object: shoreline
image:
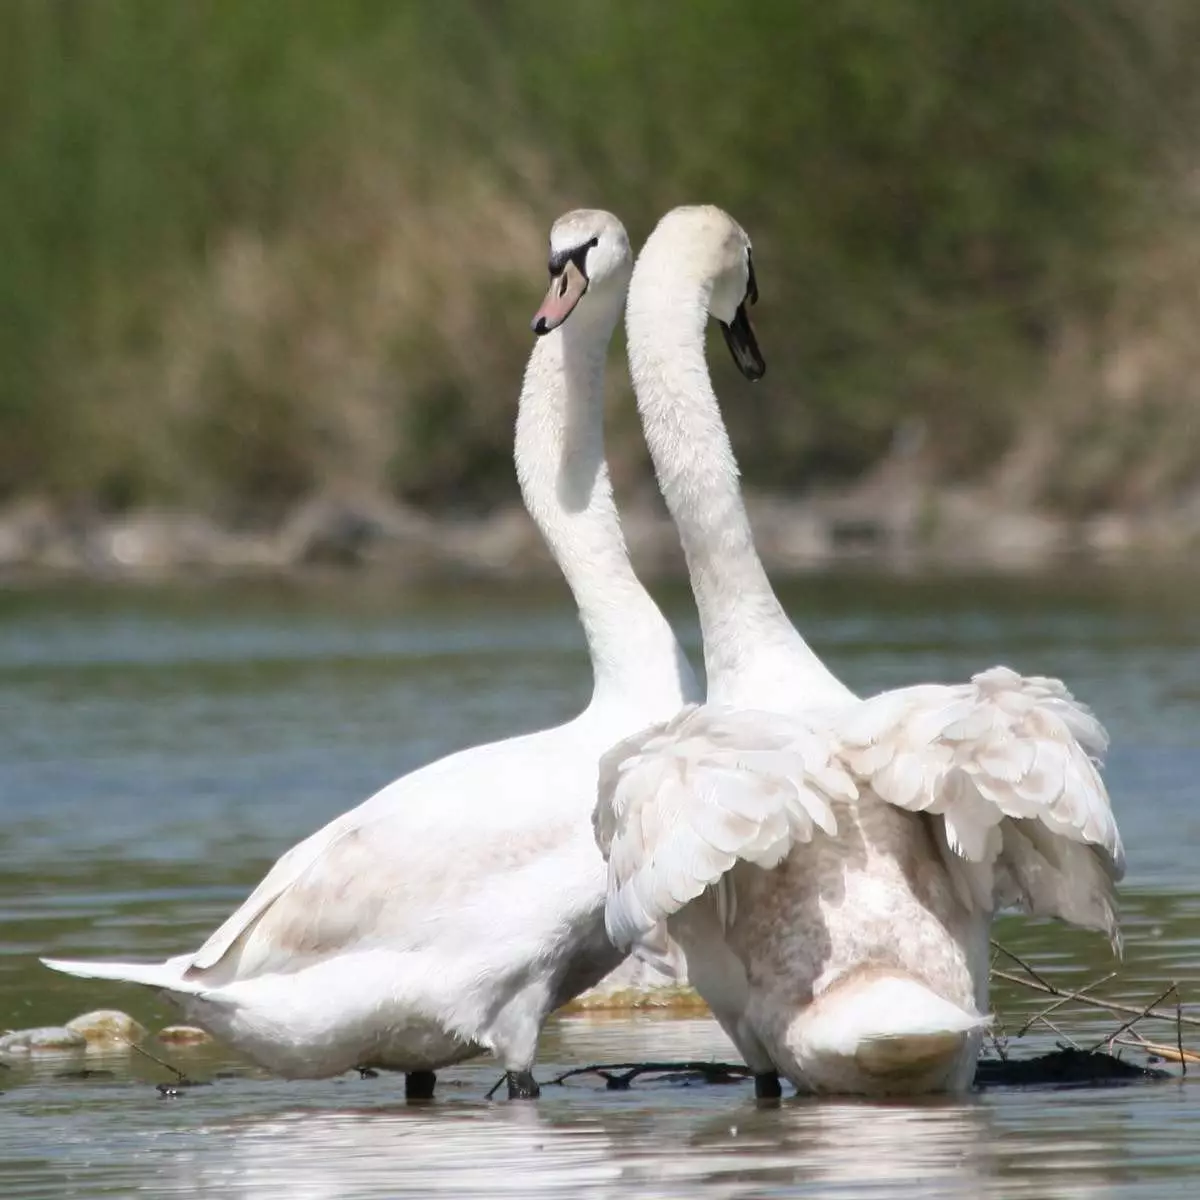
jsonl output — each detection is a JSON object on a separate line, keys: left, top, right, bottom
{"left": 0, "top": 482, "right": 1195, "bottom": 585}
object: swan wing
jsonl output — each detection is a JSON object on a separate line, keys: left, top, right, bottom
{"left": 836, "top": 666, "right": 1124, "bottom": 944}
{"left": 596, "top": 705, "right": 856, "bottom": 951}
{"left": 187, "top": 731, "right": 584, "bottom": 981}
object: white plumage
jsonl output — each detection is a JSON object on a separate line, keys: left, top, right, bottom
{"left": 44, "top": 210, "right": 699, "bottom": 1098}
{"left": 600, "top": 205, "right": 1125, "bottom": 1096}
{"left": 602, "top": 671, "right": 1122, "bottom": 960}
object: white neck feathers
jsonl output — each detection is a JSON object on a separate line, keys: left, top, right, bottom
{"left": 625, "top": 250, "right": 851, "bottom": 711}
{"left": 516, "top": 305, "right": 695, "bottom": 714}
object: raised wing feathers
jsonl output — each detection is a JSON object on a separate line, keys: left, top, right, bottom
{"left": 597, "top": 706, "right": 856, "bottom": 950}
{"left": 598, "top": 667, "right": 1124, "bottom": 952}
{"left": 839, "top": 666, "right": 1122, "bottom": 873}
{"left": 838, "top": 666, "right": 1123, "bottom": 944}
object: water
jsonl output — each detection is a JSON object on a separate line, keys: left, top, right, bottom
{"left": 1, "top": 570, "right": 1198, "bottom": 1198}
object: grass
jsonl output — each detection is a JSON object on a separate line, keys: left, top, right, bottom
{"left": 1, "top": 1, "right": 1198, "bottom": 518}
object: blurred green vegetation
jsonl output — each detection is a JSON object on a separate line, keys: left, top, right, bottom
{"left": 1, "top": 0, "right": 1198, "bottom": 518}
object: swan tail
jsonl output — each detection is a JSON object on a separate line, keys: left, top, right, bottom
{"left": 41, "top": 956, "right": 209, "bottom": 997}
{"left": 799, "top": 971, "right": 987, "bottom": 1092}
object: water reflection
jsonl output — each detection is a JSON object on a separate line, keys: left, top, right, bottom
{"left": 172, "top": 1104, "right": 618, "bottom": 1199}
{"left": 143, "top": 1090, "right": 1145, "bottom": 1199}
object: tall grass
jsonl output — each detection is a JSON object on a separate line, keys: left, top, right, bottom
{"left": 1, "top": 0, "right": 1196, "bottom": 515}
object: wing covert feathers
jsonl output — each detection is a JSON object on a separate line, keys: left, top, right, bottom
{"left": 596, "top": 667, "right": 1124, "bottom": 951}
{"left": 595, "top": 706, "right": 855, "bottom": 950}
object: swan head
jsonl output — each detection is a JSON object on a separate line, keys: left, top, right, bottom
{"left": 531, "top": 209, "right": 631, "bottom": 336}
{"left": 634, "top": 205, "right": 765, "bottom": 380}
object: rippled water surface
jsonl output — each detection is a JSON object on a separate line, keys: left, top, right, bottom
{"left": 2, "top": 571, "right": 1199, "bottom": 1198}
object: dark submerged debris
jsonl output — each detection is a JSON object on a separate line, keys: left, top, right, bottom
{"left": 547, "top": 1061, "right": 752, "bottom": 1090}
{"left": 156, "top": 1079, "right": 212, "bottom": 1098}
{"left": 974, "top": 1048, "right": 1168, "bottom": 1089}
{"left": 539, "top": 1053, "right": 1166, "bottom": 1093}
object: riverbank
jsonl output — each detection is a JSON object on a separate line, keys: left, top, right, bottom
{"left": 3, "top": 474, "right": 1194, "bottom": 584}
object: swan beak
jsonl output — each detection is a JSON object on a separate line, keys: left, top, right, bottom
{"left": 720, "top": 302, "right": 766, "bottom": 380}
{"left": 531, "top": 260, "right": 589, "bottom": 335}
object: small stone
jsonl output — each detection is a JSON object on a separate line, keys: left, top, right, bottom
{"left": 65, "top": 1009, "right": 148, "bottom": 1046}
{"left": 157, "top": 1025, "right": 214, "bottom": 1046}
{"left": 567, "top": 953, "right": 707, "bottom": 1013}
{"left": 0, "top": 1026, "right": 88, "bottom": 1054}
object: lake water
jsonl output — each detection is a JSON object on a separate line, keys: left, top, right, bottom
{"left": 1, "top": 570, "right": 1198, "bottom": 1198}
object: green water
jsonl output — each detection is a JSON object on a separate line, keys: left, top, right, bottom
{"left": 1, "top": 571, "right": 1198, "bottom": 1199}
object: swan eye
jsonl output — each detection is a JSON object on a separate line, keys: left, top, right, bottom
{"left": 549, "top": 236, "right": 601, "bottom": 281}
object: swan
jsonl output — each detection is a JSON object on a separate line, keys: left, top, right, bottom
{"left": 43, "top": 209, "right": 698, "bottom": 1100}
{"left": 594, "top": 205, "right": 1124, "bottom": 1097}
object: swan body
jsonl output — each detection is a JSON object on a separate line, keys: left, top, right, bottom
{"left": 597, "top": 206, "right": 1124, "bottom": 1096}
{"left": 45, "top": 210, "right": 699, "bottom": 1096}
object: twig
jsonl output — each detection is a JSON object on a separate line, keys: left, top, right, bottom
{"left": 1088, "top": 983, "right": 1179, "bottom": 1053}
{"left": 990, "top": 940, "right": 1055, "bottom": 992}
{"left": 1178, "top": 991, "right": 1188, "bottom": 1078}
{"left": 987, "top": 1015, "right": 1009, "bottom": 1062}
{"left": 548, "top": 1060, "right": 752, "bottom": 1089}
{"left": 126, "top": 1040, "right": 190, "bottom": 1083}
{"left": 1111, "top": 1033, "right": 1200, "bottom": 1066}
{"left": 992, "top": 969, "right": 1200, "bottom": 1029}
{"left": 1016, "top": 972, "right": 1117, "bottom": 1038}
{"left": 1030, "top": 1013, "right": 1080, "bottom": 1050}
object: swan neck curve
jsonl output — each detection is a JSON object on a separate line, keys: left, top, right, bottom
{"left": 626, "top": 273, "right": 848, "bottom": 710}
{"left": 516, "top": 304, "right": 694, "bottom": 715}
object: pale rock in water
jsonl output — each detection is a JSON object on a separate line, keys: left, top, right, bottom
{"left": 65, "top": 1009, "right": 148, "bottom": 1045}
{"left": 0, "top": 1026, "right": 88, "bottom": 1054}
{"left": 568, "top": 952, "right": 704, "bottom": 1012}
{"left": 157, "top": 1025, "right": 214, "bottom": 1046}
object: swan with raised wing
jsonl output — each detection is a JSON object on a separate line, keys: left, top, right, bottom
{"left": 44, "top": 210, "right": 698, "bottom": 1100}
{"left": 595, "top": 205, "right": 1123, "bottom": 1097}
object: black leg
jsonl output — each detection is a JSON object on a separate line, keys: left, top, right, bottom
{"left": 405, "top": 1070, "right": 437, "bottom": 1101}
{"left": 506, "top": 1069, "right": 540, "bottom": 1100}
{"left": 754, "top": 1071, "right": 782, "bottom": 1100}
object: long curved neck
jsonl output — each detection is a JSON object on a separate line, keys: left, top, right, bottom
{"left": 516, "top": 307, "right": 695, "bottom": 715}
{"left": 626, "top": 278, "right": 851, "bottom": 711}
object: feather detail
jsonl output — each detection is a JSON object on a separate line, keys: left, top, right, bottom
{"left": 828, "top": 666, "right": 1123, "bottom": 938}
{"left": 595, "top": 705, "right": 852, "bottom": 949}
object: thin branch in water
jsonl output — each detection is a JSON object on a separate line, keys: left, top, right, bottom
{"left": 127, "top": 1039, "right": 190, "bottom": 1083}
{"left": 987, "top": 1015, "right": 1010, "bottom": 1062}
{"left": 1178, "top": 990, "right": 1188, "bottom": 1078}
{"left": 992, "top": 969, "right": 1200, "bottom": 1030}
{"left": 548, "top": 1060, "right": 751, "bottom": 1089}
{"left": 1016, "top": 971, "right": 1118, "bottom": 1037}
{"left": 989, "top": 940, "right": 1055, "bottom": 992}
{"left": 1088, "top": 983, "right": 1180, "bottom": 1054}
{"left": 1030, "top": 1013, "right": 1080, "bottom": 1050}
{"left": 1111, "top": 1034, "right": 1200, "bottom": 1066}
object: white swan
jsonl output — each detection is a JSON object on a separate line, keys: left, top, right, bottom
{"left": 595, "top": 205, "right": 1124, "bottom": 1097}
{"left": 43, "top": 210, "right": 698, "bottom": 1100}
